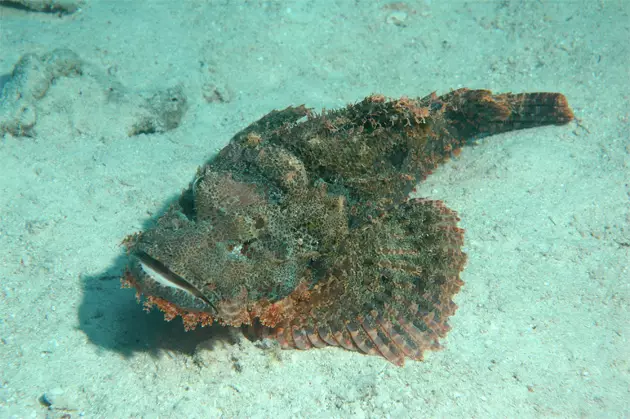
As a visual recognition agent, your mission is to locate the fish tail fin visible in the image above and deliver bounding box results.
[441,89,574,139]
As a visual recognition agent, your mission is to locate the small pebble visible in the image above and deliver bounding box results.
[40,387,79,412]
[386,11,408,26]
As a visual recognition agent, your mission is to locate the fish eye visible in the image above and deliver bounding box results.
[222,238,257,260]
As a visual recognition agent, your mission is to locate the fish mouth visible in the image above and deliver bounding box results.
[133,250,217,314]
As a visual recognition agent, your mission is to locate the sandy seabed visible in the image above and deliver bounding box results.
[0,1,628,418]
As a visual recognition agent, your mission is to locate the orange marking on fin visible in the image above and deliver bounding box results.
[331,322,357,351]
[347,322,380,357]
[274,327,291,349]
[291,326,312,350]
[382,305,425,360]
[317,324,340,347]
[305,326,328,348]
[360,312,405,366]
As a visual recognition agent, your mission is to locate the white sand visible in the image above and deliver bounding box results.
[0,1,628,417]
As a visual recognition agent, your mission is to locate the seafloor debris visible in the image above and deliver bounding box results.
[122,89,573,365]
[0,49,83,137]
[0,0,84,14]
[0,48,188,138]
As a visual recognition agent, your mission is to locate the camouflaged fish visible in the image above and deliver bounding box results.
[122,89,573,366]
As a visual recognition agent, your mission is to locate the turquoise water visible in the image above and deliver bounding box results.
[0,1,628,417]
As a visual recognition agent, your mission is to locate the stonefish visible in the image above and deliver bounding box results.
[122,89,573,365]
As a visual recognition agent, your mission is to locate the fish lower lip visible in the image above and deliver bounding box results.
[134,251,216,313]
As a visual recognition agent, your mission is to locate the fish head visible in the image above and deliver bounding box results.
[124,169,316,327]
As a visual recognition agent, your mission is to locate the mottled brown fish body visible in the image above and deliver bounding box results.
[122,89,573,365]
